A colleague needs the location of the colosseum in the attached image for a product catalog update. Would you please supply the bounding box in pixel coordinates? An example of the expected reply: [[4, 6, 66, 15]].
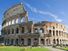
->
[[1, 3, 68, 46]]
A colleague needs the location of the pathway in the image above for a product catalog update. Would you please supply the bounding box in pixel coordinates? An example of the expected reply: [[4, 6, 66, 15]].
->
[[45, 46, 65, 51]]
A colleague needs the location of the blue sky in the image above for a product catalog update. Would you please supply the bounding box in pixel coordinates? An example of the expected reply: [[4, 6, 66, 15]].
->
[[0, 0, 68, 34]]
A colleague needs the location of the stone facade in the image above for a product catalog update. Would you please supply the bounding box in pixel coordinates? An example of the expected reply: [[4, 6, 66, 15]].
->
[[1, 3, 68, 46]]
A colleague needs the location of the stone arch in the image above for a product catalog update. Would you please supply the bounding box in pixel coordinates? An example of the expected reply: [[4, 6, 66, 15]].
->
[[16, 18, 19, 23], [34, 38, 38, 46], [12, 28, 14, 34], [34, 28, 38, 33], [27, 38, 31, 46], [46, 39, 48, 45], [15, 39, 18, 45], [56, 30, 58, 36], [21, 17, 25, 23], [16, 27, 19, 33], [12, 19, 15, 24], [57, 39, 59, 45], [11, 39, 14, 45], [60, 39, 62, 44], [40, 28, 44, 33], [8, 29, 10, 34], [21, 39, 24, 45], [53, 30, 55, 36], [49, 30, 51, 34], [53, 39, 56, 44], [53, 26, 55, 29], [41, 39, 45, 45]]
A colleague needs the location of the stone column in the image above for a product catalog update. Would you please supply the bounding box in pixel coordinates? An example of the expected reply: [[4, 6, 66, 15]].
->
[[31, 38, 33, 46], [18, 38, 21, 46], [55, 30, 56, 36], [58, 39, 60, 45], [24, 38, 27, 45], [51, 30, 53, 37], [14, 19, 16, 24], [13, 39, 16, 45], [58, 30, 59, 36], [5, 39, 7, 45], [19, 27, 21, 34], [14, 28, 16, 34], [38, 38, 41, 46], [25, 12, 28, 23], [50, 38, 53, 46], [10, 28, 12, 34], [9, 39, 11, 45], [48, 39, 49, 45], [55, 39, 57, 45], [44, 39, 46, 46], [24, 26, 28, 33], [31, 24, 34, 33], [4, 38, 6, 45], [59, 39, 60, 45]]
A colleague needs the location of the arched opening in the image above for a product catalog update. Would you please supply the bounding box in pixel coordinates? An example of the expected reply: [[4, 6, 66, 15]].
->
[[60, 39, 62, 44], [53, 26, 55, 29], [16, 28, 19, 34], [53, 30, 55, 36], [6, 22, 9, 26], [21, 39, 24, 45], [57, 39, 59, 45], [11, 39, 14, 45], [21, 27, 24, 33], [34, 28, 38, 33], [9, 21, 11, 25], [21, 17, 25, 23], [49, 30, 51, 34], [7, 39, 9, 45], [27, 39, 31, 46], [56, 31, 58, 36], [53, 39, 56, 44], [12, 28, 14, 34], [34, 38, 38, 46], [40, 28, 44, 33], [4, 39, 7, 45], [12, 19, 15, 24], [15, 39, 18, 45], [8, 29, 10, 34], [41, 39, 45, 45], [59, 31, 61, 36], [16, 18, 18, 23]]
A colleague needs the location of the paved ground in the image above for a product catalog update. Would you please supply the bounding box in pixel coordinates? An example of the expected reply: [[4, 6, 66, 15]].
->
[[45, 46, 65, 51]]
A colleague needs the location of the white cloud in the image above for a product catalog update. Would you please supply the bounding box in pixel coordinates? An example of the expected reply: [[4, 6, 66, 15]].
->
[[24, 2, 63, 22], [55, 19, 63, 22], [25, 2, 38, 13]]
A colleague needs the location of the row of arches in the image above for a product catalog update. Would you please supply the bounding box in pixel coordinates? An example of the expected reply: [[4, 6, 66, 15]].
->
[[4, 38, 63, 46], [3, 17, 25, 27], [34, 28, 44, 33], [2, 27, 25, 35], [4, 38, 39, 46], [49, 30, 66, 36]]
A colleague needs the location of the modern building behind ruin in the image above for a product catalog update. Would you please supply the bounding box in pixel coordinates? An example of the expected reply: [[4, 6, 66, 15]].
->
[[1, 3, 68, 46]]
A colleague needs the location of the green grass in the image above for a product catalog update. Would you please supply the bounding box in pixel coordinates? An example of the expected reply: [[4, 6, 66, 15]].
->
[[0, 46, 24, 51], [63, 47, 68, 51], [0, 46, 50, 51], [25, 47, 49, 51]]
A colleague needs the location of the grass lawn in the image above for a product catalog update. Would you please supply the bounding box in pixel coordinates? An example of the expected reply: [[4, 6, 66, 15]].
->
[[25, 47, 49, 51], [63, 47, 68, 51], [0, 46, 50, 51], [0, 46, 24, 51]]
